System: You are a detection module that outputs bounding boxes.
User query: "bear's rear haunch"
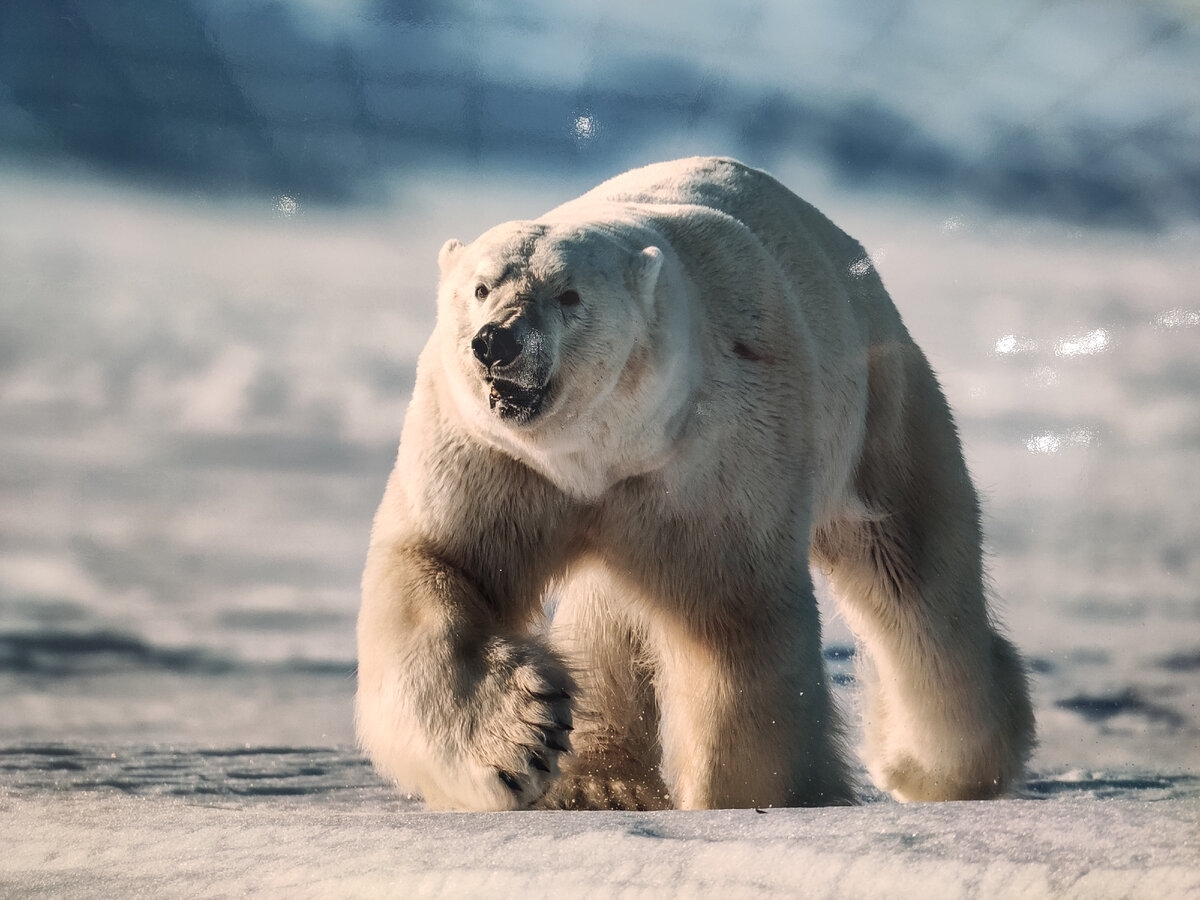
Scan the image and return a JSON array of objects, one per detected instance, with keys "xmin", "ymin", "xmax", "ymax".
[{"xmin": 356, "ymin": 157, "xmax": 1035, "ymax": 810}]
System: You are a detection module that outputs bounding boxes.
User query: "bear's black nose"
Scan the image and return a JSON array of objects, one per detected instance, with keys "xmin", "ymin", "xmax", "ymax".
[{"xmin": 472, "ymin": 322, "xmax": 523, "ymax": 369}]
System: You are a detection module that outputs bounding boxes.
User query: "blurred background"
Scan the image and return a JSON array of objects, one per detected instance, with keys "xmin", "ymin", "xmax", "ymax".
[{"xmin": 1, "ymin": 0, "xmax": 1197, "ymax": 774}]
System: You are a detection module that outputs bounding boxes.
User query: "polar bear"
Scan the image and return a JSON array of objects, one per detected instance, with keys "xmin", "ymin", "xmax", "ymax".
[{"xmin": 356, "ymin": 156, "xmax": 1034, "ymax": 810}]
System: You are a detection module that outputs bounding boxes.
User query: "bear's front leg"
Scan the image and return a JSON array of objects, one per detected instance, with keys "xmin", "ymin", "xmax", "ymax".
[
  {"xmin": 647, "ymin": 573, "xmax": 855, "ymax": 809},
  {"xmin": 356, "ymin": 545, "xmax": 574, "ymax": 811}
]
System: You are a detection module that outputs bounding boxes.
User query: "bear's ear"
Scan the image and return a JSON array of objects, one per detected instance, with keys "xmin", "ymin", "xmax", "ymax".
[
  {"xmin": 437, "ymin": 239, "xmax": 465, "ymax": 277},
  {"xmin": 635, "ymin": 246, "xmax": 664, "ymax": 308}
]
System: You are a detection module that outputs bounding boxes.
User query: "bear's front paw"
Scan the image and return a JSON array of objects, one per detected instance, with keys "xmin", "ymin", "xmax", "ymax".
[{"xmin": 455, "ymin": 638, "xmax": 575, "ymax": 809}]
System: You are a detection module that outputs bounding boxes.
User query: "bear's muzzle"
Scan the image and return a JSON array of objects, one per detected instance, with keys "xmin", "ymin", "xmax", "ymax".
[{"xmin": 471, "ymin": 315, "xmax": 551, "ymax": 425}]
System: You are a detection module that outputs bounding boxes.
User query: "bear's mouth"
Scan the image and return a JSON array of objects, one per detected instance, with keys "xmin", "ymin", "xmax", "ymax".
[{"xmin": 487, "ymin": 378, "xmax": 547, "ymax": 424}]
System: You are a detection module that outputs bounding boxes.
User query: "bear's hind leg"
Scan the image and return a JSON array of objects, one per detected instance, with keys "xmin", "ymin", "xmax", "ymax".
[
  {"xmin": 538, "ymin": 572, "xmax": 669, "ymax": 810},
  {"xmin": 816, "ymin": 351, "xmax": 1034, "ymax": 801}
]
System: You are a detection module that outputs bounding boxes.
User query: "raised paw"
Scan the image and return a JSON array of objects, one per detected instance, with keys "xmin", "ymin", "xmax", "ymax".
[{"xmin": 454, "ymin": 638, "xmax": 575, "ymax": 810}]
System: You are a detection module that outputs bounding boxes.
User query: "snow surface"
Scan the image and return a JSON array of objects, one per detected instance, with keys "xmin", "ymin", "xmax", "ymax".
[
  {"xmin": 1, "ymin": 163, "xmax": 1198, "ymax": 895},
  {"xmin": 3, "ymin": 785, "xmax": 1197, "ymax": 898}
]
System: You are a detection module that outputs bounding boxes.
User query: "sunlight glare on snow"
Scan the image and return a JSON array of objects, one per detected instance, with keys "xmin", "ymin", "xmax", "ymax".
[
  {"xmin": 1024, "ymin": 427, "xmax": 1099, "ymax": 455},
  {"xmin": 1151, "ymin": 307, "xmax": 1200, "ymax": 330},
  {"xmin": 993, "ymin": 333, "xmax": 1037, "ymax": 356},
  {"xmin": 1054, "ymin": 327, "xmax": 1111, "ymax": 357}
]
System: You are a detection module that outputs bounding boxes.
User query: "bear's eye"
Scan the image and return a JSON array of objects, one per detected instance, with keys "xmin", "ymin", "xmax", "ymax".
[
  {"xmin": 557, "ymin": 289, "xmax": 581, "ymax": 307},
  {"xmin": 474, "ymin": 284, "xmax": 489, "ymax": 301}
]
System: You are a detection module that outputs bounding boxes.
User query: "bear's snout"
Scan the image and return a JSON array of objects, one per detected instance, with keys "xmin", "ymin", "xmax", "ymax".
[
  {"xmin": 472, "ymin": 321, "xmax": 526, "ymax": 371},
  {"xmin": 469, "ymin": 315, "xmax": 550, "ymax": 423}
]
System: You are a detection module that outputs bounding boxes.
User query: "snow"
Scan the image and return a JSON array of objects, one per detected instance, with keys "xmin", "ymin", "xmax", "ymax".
[
  {"xmin": 1, "ymin": 152, "xmax": 1198, "ymax": 897},
  {"xmin": 2, "ymin": 748, "xmax": 1198, "ymax": 898},
  {"xmin": 2, "ymin": 169, "xmax": 1197, "ymax": 899},
  {"xmin": 4, "ymin": 0, "xmax": 1199, "ymax": 891},
  {"xmin": 3, "ymin": 767, "xmax": 1198, "ymax": 897}
]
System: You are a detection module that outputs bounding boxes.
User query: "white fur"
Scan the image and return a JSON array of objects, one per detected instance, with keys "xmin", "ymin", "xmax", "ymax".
[{"xmin": 357, "ymin": 157, "xmax": 1034, "ymax": 810}]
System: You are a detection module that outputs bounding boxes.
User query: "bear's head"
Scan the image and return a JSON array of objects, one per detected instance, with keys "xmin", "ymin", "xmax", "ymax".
[{"xmin": 434, "ymin": 221, "xmax": 666, "ymax": 448}]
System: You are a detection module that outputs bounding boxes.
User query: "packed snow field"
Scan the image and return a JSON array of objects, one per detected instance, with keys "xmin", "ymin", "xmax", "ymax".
[
  {"xmin": 4, "ymin": 752, "xmax": 1197, "ymax": 898},
  {"xmin": 1, "ymin": 171, "xmax": 1197, "ymax": 896}
]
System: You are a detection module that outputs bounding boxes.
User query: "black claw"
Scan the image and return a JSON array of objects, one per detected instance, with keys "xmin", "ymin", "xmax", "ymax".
[
  {"xmin": 529, "ymin": 753, "xmax": 551, "ymax": 773},
  {"xmin": 518, "ymin": 716, "xmax": 571, "ymax": 734},
  {"xmin": 539, "ymin": 732, "xmax": 570, "ymax": 754},
  {"xmin": 498, "ymin": 770, "xmax": 522, "ymax": 793}
]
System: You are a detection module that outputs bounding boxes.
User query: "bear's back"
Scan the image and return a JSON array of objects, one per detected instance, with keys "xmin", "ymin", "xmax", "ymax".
[
  {"xmin": 564, "ymin": 157, "xmax": 864, "ymax": 272},
  {"xmin": 552, "ymin": 156, "xmax": 902, "ymax": 352}
]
